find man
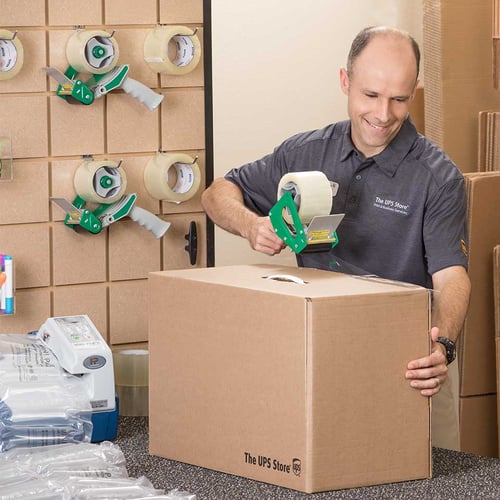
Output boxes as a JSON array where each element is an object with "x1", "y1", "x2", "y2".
[{"x1": 201, "y1": 26, "x2": 471, "y2": 450}]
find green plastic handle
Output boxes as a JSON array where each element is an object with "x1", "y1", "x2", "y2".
[{"x1": 269, "y1": 192, "x2": 308, "y2": 254}]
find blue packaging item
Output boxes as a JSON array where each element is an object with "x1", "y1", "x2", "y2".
[
  {"x1": 0, "y1": 254, "x2": 14, "y2": 315},
  {"x1": 91, "y1": 396, "x2": 119, "y2": 442}
]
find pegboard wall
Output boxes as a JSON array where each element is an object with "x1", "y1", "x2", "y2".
[{"x1": 0, "y1": 0, "x2": 209, "y2": 345}]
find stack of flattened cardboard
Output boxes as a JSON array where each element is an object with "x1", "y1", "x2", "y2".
[
  {"x1": 493, "y1": 245, "x2": 500, "y2": 456},
  {"x1": 494, "y1": 0, "x2": 500, "y2": 89},
  {"x1": 478, "y1": 111, "x2": 500, "y2": 171},
  {"x1": 461, "y1": 173, "x2": 500, "y2": 457},
  {"x1": 423, "y1": 0, "x2": 499, "y2": 176}
]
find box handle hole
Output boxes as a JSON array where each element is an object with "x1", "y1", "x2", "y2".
[{"x1": 264, "y1": 274, "x2": 307, "y2": 285}]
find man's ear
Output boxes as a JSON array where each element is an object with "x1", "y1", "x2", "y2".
[{"x1": 339, "y1": 67, "x2": 349, "y2": 96}]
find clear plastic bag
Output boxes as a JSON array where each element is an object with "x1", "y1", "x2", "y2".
[
  {"x1": 0, "y1": 378, "x2": 91, "y2": 419},
  {"x1": 0, "y1": 334, "x2": 62, "y2": 383},
  {"x1": 66, "y1": 475, "x2": 164, "y2": 499},
  {"x1": 0, "y1": 461, "x2": 35, "y2": 488},
  {"x1": 38, "y1": 455, "x2": 128, "y2": 481},
  {"x1": 0, "y1": 441, "x2": 133, "y2": 498},
  {"x1": 0, "y1": 477, "x2": 66, "y2": 500},
  {"x1": 0, "y1": 415, "x2": 93, "y2": 452},
  {"x1": 134, "y1": 490, "x2": 197, "y2": 500},
  {"x1": 1, "y1": 440, "x2": 125, "y2": 468},
  {"x1": 0, "y1": 439, "x2": 195, "y2": 500},
  {"x1": 0, "y1": 334, "x2": 93, "y2": 452}
]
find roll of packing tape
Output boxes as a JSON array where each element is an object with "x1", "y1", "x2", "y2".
[
  {"x1": 144, "y1": 152, "x2": 201, "y2": 202},
  {"x1": 113, "y1": 349, "x2": 149, "y2": 386},
  {"x1": 113, "y1": 349, "x2": 149, "y2": 416},
  {"x1": 277, "y1": 171, "x2": 332, "y2": 224},
  {"x1": 144, "y1": 26, "x2": 201, "y2": 75},
  {"x1": 0, "y1": 30, "x2": 24, "y2": 80},
  {"x1": 74, "y1": 160, "x2": 127, "y2": 204},
  {"x1": 66, "y1": 29, "x2": 119, "y2": 74}
]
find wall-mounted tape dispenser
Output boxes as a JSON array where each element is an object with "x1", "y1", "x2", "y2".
[{"x1": 36, "y1": 315, "x2": 118, "y2": 442}]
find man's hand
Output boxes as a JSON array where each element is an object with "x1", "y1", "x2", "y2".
[
  {"x1": 245, "y1": 216, "x2": 286, "y2": 256},
  {"x1": 405, "y1": 326, "x2": 448, "y2": 397},
  {"x1": 201, "y1": 178, "x2": 285, "y2": 256}
]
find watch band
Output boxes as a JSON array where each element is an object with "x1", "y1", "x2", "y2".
[{"x1": 436, "y1": 336, "x2": 456, "y2": 365}]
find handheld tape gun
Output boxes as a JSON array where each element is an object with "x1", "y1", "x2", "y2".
[
  {"x1": 269, "y1": 171, "x2": 345, "y2": 253},
  {"x1": 37, "y1": 315, "x2": 118, "y2": 441},
  {"x1": 51, "y1": 158, "x2": 170, "y2": 239},
  {"x1": 44, "y1": 29, "x2": 163, "y2": 110}
]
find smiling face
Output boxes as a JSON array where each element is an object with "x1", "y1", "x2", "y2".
[{"x1": 340, "y1": 33, "x2": 419, "y2": 158}]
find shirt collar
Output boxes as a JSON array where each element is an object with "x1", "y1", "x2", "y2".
[{"x1": 339, "y1": 116, "x2": 418, "y2": 176}]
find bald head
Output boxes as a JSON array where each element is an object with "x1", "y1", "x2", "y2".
[{"x1": 347, "y1": 26, "x2": 420, "y2": 81}]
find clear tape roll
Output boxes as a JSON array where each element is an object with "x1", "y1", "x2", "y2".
[
  {"x1": 113, "y1": 349, "x2": 149, "y2": 417},
  {"x1": 0, "y1": 30, "x2": 24, "y2": 81},
  {"x1": 74, "y1": 160, "x2": 127, "y2": 204},
  {"x1": 144, "y1": 152, "x2": 201, "y2": 202},
  {"x1": 113, "y1": 349, "x2": 149, "y2": 386},
  {"x1": 144, "y1": 25, "x2": 201, "y2": 75},
  {"x1": 277, "y1": 171, "x2": 332, "y2": 224},
  {"x1": 66, "y1": 29, "x2": 119, "y2": 75}
]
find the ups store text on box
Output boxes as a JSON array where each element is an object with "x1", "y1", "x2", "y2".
[{"x1": 148, "y1": 265, "x2": 431, "y2": 493}]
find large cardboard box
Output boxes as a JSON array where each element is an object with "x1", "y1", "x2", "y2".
[
  {"x1": 149, "y1": 265, "x2": 431, "y2": 493},
  {"x1": 459, "y1": 394, "x2": 498, "y2": 458},
  {"x1": 461, "y1": 172, "x2": 500, "y2": 396}
]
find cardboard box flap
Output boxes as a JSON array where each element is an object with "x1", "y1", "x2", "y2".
[{"x1": 150, "y1": 265, "x2": 426, "y2": 300}]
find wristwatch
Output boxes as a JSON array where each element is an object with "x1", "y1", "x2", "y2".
[{"x1": 436, "y1": 336, "x2": 456, "y2": 365}]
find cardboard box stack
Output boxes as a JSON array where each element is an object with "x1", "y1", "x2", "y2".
[
  {"x1": 148, "y1": 265, "x2": 431, "y2": 493},
  {"x1": 423, "y1": 0, "x2": 498, "y2": 175},
  {"x1": 478, "y1": 111, "x2": 500, "y2": 172},
  {"x1": 461, "y1": 173, "x2": 500, "y2": 457},
  {"x1": 423, "y1": 1, "x2": 500, "y2": 457}
]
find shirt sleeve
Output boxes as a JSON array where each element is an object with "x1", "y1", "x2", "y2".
[
  {"x1": 423, "y1": 177, "x2": 469, "y2": 275},
  {"x1": 224, "y1": 146, "x2": 289, "y2": 217}
]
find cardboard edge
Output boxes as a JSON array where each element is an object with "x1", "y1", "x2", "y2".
[{"x1": 497, "y1": 337, "x2": 500, "y2": 456}]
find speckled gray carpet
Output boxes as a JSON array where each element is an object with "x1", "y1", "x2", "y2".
[{"x1": 116, "y1": 417, "x2": 500, "y2": 499}]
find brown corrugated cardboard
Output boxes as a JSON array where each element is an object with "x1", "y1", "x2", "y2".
[
  {"x1": 409, "y1": 86, "x2": 425, "y2": 135},
  {"x1": 149, "y1": 265, "x2": 431, "y2": 493},
  {"x1": 494, "y1": 245, "x2": 500, "y2": 339},
  {"x1": 460, "y1": 394, "x2": 498, "y2": 458},
  {"x1": 423, "y1": 0, "x2": 497, "y2": 173},
  {"x1": 494, "y1": 245, "x2": 500, "y2": 456},
  {"x1": 497, "y1": 337, "x2": 500, "y2": 456},
  {"x1": 461, "y1": 173, "x2": 500, "y2": 396}
]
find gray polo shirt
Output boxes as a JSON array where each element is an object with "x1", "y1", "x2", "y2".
[{"x1": 225, "y1": 117, "x2": 468, "y2": 288}]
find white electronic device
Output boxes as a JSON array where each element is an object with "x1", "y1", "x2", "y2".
[{"x1": 37, "y1": 315, "x2": 115, "y2": 413}]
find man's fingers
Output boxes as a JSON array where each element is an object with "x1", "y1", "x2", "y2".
[
  {"x1": 410, "y1": 376, "x2": 442, "y2": 397},
  {"x1": 406, "y1": 361, "x2": 447, "y2": 379},
  {"x1": 250, "y1": 217, "x2": 286, "y2": 255},
  {"x1": 407, "y1": 356, "x2": 432, "y2": 370},
  {"x1": 253, "y1": 232, "x2": 285, "y2": 254}
]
